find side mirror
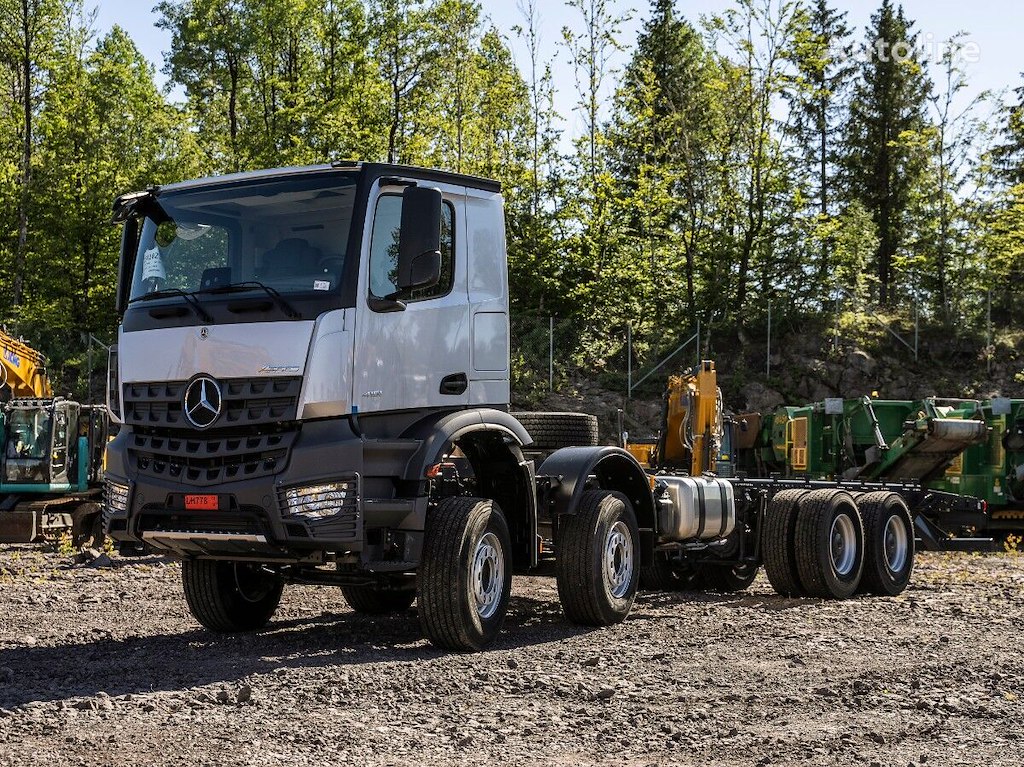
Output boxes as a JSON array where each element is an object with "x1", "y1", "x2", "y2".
[
  {"x1": 115, "y1": 217, "x2": 139, "y2": 316},
  {"x1": 396, "y1": 185, "x2": 442, "y2": 293}
]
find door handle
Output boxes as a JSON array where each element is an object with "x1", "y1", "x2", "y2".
[{"x1": 439, "y1": 373, "x2": 468, "y2": 395}]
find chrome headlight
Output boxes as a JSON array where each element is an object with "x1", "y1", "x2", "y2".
[
  {"x1": 279, "y1": 479, "x2": 358, "y2": 520},
  {"x1": 104, "y1": 479, "x2": 130, "y2": 514}
]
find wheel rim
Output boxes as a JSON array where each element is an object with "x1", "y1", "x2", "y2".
[
  {"x1": 233, "y1": 564, "x2": 275, "y2": 603},
  {"x1": 829, "y1": 514, "x2": 858, "y2": 577},
  {"x1": 472, "y1": 531, "x2": 505, "y2": 620},
  {"x1": 603, "y1": 520, "x2": 634, "y2": 599},
  {"x1": 883, "y1": 514, "x2": 909, "y2": 574}
]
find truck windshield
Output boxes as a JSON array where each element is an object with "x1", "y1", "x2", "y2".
[{"x1": 128, "y1": 173, "x2": 357, "y2": 303}]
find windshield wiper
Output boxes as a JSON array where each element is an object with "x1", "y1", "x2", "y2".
[
  {"x1": 199, "y1": 281, "x2": 300, "y2": 319},
  {"x1": 128, "y1": 288, "x2": 214, "y2": 323}
]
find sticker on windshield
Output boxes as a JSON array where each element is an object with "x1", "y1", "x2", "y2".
[
  {"x1": 313, "y1": 280, "x2": 330, "y2": 291},
  {"x1": 176, "y1": 223, "x2": 211, "y2": 241},
  {"x1": 142, "y1": 247, "x2": 166, "y2": 280}
]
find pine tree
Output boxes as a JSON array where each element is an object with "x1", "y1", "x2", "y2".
[
  {"x1": 843, "y1": 0, "x2": 931, "y2": 305},
  {"x1": 157, "y1": 0, "x2": 255, "y2": 172},
  {"x1": 992, "y1": 75, "x2": 1024, "y2": 187},
  {"x1": 0, "y1": 0, "x2": 65, "y2": 310},
  {"x1": 786, "y1": 0, "x2": 854, "y2": 219},
  {"x1": 608, "y1": 0, "x2": 721, "y2": 323}
]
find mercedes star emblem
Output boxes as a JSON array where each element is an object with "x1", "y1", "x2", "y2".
[{"x1": 183, "y1": 375, "x2": 223, "y2": 429}]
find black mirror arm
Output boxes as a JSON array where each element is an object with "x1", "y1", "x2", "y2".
[{"x1": 368, "y1": 295, "x2": 407, "y2": 313}]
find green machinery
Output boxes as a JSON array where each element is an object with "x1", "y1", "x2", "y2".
[
  {"x1": 736, "y1": 396, "x2": 988, "y2": 484},
  {"x1": 927, "y1": 398, "x2": 1024, "y2": 534},
  {"x1": 733, "y1": 395, "x2": 1024, "y2": 536},
  {"x1": 0, "y1": 397, "x2": 109, "y2": 544}
]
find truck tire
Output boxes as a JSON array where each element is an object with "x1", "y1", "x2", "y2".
[
  {"x1": 514, "y1": 411, "x2": 600, "y2": 449},
  {"x1": 762, "y1": 489, "x2": 808, "y2": 597},
  {"x1": 702, "y1": 562, "x2": 759, "y2": 592},
  {"x1": 182, "y1": 560, "x2": 284, "y2": 632},
  {"x1": 417, "y1": 497, "x2": 512, "y2": 651},
  {"x1": 341, "y1": 585, "x2": 416, "y2": 614},
  {"x1": 556, "y1": 490, "x2": 639, "y2": 625},
  {"x1": 794, "y1": 489, "x2": 864, "y2": 599},
  {"x1": 72, "y1": 505, "x2": 105, "y2": 551},
  {"x1": 855, "y1": 492, "x2": 915, "y2": 596},
  {"x1": 638, "y1": 553, "x2": 702, "y2": 592}
]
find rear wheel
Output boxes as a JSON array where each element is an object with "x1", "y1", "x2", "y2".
[
  {"x1": 856, "y1": 492, "x2": 914, "y2": 596},
  {"x1": 417, "y1": 497, "x2": 512, "y2": 651},
  {"x1": 762, "y1": 489, "x2": 807, "y2": 597},
  {"x1": 794, "y1": 489, "x2": 864, "y2": 599},
  {"x1": 556, "y1": 490, "x2": 639, "y2": 625},
  {"x1": 341, "y1": 584, "x2": 416, "y2": 614},
  {"x1": 182, "y1": 560, "x2": 284, "y2": 632},
  {"x1": 639, "y1": 552, "x2": 702, "y2": 591},
  {"x1": 702, "y1": 562, "x2": 759, "y2": 592}
]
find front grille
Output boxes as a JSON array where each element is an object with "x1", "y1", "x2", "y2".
[
  {"x1": 122, "y1": 377, "x2": 302, "y2": 429},
  {"x1": 128, "y1": 429, "x2": 298, "y2": 486}
]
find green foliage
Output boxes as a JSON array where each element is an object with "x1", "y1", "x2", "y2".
[
  {"x1": 842, "y1": 0, "x2": 932, "y2": 306},
  {"x1": 0, "y1": 0, "x2": 1020, "y2": 402}
]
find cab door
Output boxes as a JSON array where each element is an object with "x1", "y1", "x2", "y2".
[{"x1": 351, "y1": 180, "x2": 470, "y2": 415}]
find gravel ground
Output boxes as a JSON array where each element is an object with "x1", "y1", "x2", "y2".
[{"x1": 0, "y1": 546, "x2": 1021, "y2": 767}]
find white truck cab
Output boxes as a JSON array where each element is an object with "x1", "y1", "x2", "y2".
[{"x1": 105, "y1": 163, "x2": 564, "y2": 649}]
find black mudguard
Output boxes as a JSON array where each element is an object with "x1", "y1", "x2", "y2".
[
  {"x1": 538, "y1": 446, "x2": 657, "y2": 548},
  {"x1": 401, "y1": 408, "x2": 532, "y2": 481}
]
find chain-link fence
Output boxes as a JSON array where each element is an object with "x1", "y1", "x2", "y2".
[
  {"x1": 510, "y1": 315, "x2": 707, "y2": 406},
  {"x1": 511, "y1": 300, "x2": 1006, "y2": 409}
]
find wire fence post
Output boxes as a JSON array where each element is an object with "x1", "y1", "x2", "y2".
[
  {"x1": 627, "y1": 322, "x2": 632, "y2": 399},
  {"x1": 83, "y1": 333, "x2": 110, "y2": 405},
  {"x1": 548, "y1": 316, "x2": 554, "y2": 391},
  {"x1": 834, "y1": 295, "x2": 840, "y2": 352},
  {"x1": 987, "y1": 289, "x2": 992, "y2": 375},
  {"x1": 914, "y1": 300, "x2": 919, "y2": 362},
  {"x1": 766, "y1": 299, "x2": 771, "y2": 378}
]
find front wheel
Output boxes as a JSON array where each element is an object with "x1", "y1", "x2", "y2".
[
  {"x1": 182, "y1": 560, "x2": 284, "y2": 632},
  {"x1": 417, "y1": 497, "x2": 512, "y2": 651},
  {"x1": 556, "y1": 490, "x2": 639, "y2": 626}
]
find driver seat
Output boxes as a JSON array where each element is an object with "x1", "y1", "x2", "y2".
[{"x1": 259, "y1": 238, "x2": 322, "y2": 279}]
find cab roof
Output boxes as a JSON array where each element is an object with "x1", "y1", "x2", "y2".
[{"x1": 153, "y1": 161, "x2": 502, "y2": 196}]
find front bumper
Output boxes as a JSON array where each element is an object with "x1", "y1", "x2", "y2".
[{"x1": 104, "y1": 418, "x2": 425, "y2": 562}]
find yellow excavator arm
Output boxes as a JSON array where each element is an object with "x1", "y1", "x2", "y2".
[
  {"x1": 660, "y1": 360, "x2": 723, "y2": 475},
  {"x1": 0, "y1": 330, "x2": 53, "y2": 398}
]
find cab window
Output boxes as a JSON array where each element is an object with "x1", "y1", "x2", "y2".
[{"x1": 368, "y1": 194, "x2": 454, "y2": 302}]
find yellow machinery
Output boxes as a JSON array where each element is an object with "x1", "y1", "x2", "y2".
[
  {"x1": 661, "y1": 360, "x2": 723, "y2": 475},
  {"x1": 626, "y1": 360, "x2": 724, "y2": 475},
  {"x1": 0, "y1": 329, "x2": 109, "y2": 545},
  {"x1": 0, "y1": 329, "x2": 53, "y2": 398}
]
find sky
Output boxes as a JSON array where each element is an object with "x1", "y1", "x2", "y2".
[{"x1": 92, "y1": 0, "x2": 1022, "y2": 139}]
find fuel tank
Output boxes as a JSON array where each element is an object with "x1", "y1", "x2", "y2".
[{"x1": 656, "y1": 475, "x2": 736, "y2": 542}]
